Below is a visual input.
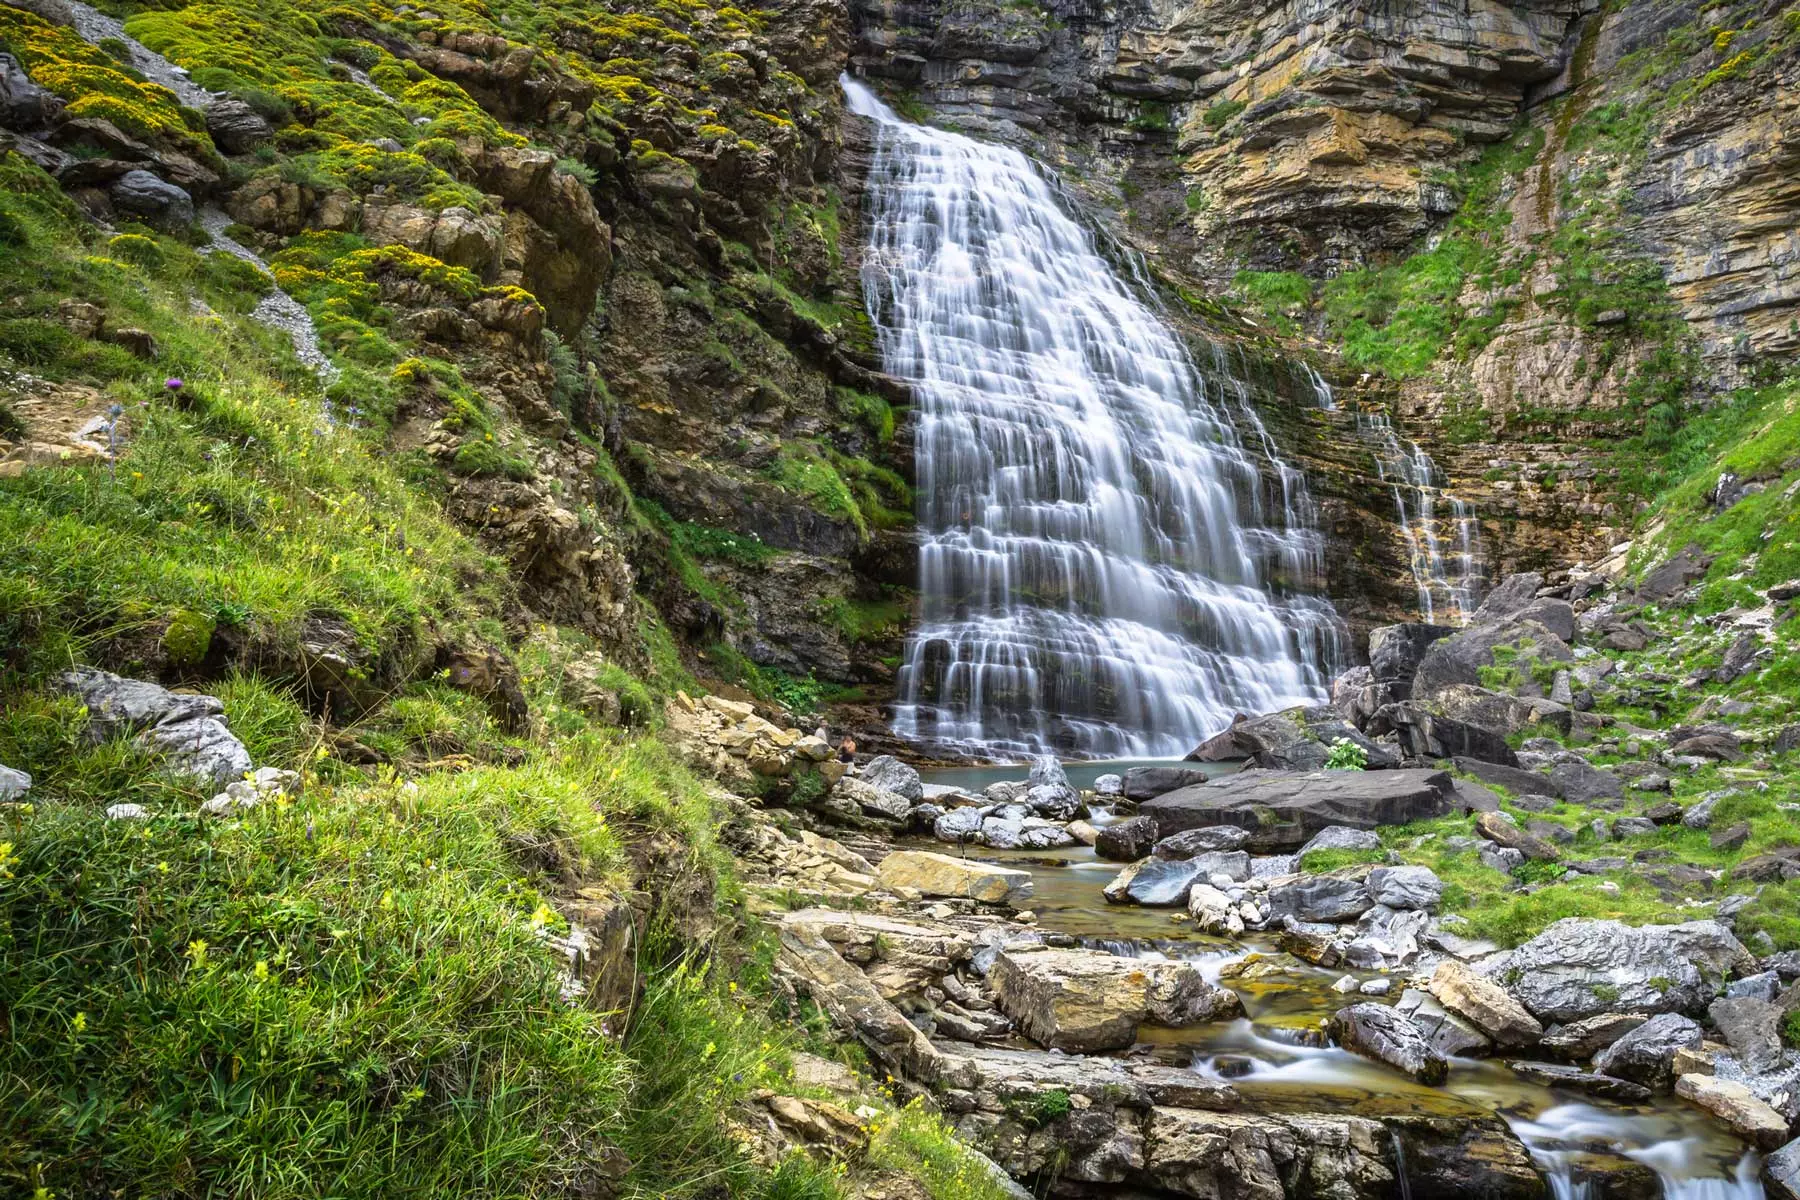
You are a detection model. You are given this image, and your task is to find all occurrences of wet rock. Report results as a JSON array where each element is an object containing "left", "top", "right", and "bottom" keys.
[
  {"left": 0, "top": 764, "right": 29, "bottom": 801},
  {"left": 1094, "top": 814, "right": 1157, "bottom": 861},
  {"left": 1265, "top": 865, "right": 1376, "bottom": 923},
  {"left": 58, "top": 667, "right": 251, "bottom": 787},
  {"left": 1093, "top": 772, "right": 1122, "bottom": 796},
  {"left": 835, "top": 776, "right": 911, "bottom": 822},
  {"left": 1592, "top": 1012, "right": 1702, "bottom": 1089},
  {"left": 1397, "top": 989, "right": 1493, "bottom": 1057},
  {"left": 1430, "top": 961, "right": 1542, "bottom": 1047},
  {"left": 1121, "top": 764, "right": 1212, "bottom": 800},
  {"left": 1140, "top": 768, "right": 1456, "bottom": 851},
  {"left": 1025, "top": 755, "right": 1080, "bottom": 818},
  {"left": 1539, "top": 1012, "right": 1650, "bottom": 1060},
  {"left": 1278, "top": 918, "right": 1345, "bottom": 966},
  {"left": 987, "top": 946, "right": 1241, "bottom": 1052},
  {"left": 1153, "top": 825, "right": 1252, "bottom": 858},
  {"left": 1327, "top": 1002, "right": 1448, "bottom": 1084},
  {"left": 1549, "top": 760, "right": 1624, "bottom": 804},
  {"left": 1675, "top": 1074, "right": 1790, "bottom": 1149},
  {"left": 861, "top": 755, "right": 923, "bottom": 803},
  {"left": 1366, "top": 865, "right": 1442, "bottom": 911},
  {"left": 1709, "top": 996, "right": 1783, "bottom": 1072},
  {"left": 1103, "top": 855, "right": 1240, "bottom": 906},
  {"left": 875, "top": 851, "right": 1032, "bottom": 905},
  {"left": 110, "top": 169, "right": 194, "bottom": 230},
  {"left": 1481, "top": 919, "right": 1754, "bottom": 1023},
  {"left": 1475, "top": 811, "right": 1561, "bottom": 862},
  {"left": 1508, "top": 1061, "right": 1652, "bottom": 1103}
]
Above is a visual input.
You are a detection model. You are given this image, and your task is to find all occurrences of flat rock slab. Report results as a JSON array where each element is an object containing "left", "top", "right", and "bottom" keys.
[
  {"left": 1140, "top": 768, "right": 1456, "bottom": 851},
  {"left": 988, "top": 946, "right": 1243, "bottom": 1052},
  {"left": 1676, "top": 1074, "right": 1790, "bottom": 1150},
  {"left": 1508, "top": 1060, "right": 1652, "bottom": 1103},
  {"left": 1430, "top": 960, "right": 1543, "bottom": 1047},
  {"left": 876, "top": 851, "right": 1033, "bottom": 905}
]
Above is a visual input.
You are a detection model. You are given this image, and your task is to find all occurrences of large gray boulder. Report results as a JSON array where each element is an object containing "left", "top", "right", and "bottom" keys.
[
  {"left": 1591, "top": 1011, "right": 1701, "bottom": 1090},
  {"left": 1377, "top": 702, "right": 1521, "bottom": 766},
  {"left": 1140, "top": 768, "right": 1456, "bottom": 851},
  {"left": 59, "top": 667, "right": 251, "bottom": 787},
  {"left": 988, "top": 946, "right": 1242, "bottom": 1052},
  {"left": 860, "top": 755, "right": 923, "bottom": 803},
  {"left": 1709, "top": 995, "right": 1784, "bottom": 1073},
  {"left": 1103, "top": 852, "right": 1248, "bottom": 906},
  {"left": 834, "top": 776, "right": 910, "bottom": 822},
  {"left": 1326, "top": 1002, "right": 1448, "bottom": 1084},
  {"left": 1025, "top": 756, "right": 1081, "bottom": 819},
  {"left": 1188, "top": 706, "right": 1396, "bottom": 770},
  {"left": 1367, "top": 865, "right": 1443, "bottom": 911},
  {"left": 1428, "top": 684, "right": 1572, "bottom": 739},
  {"left": 1550, "top": 759, "right": 1624, "bottom": 804},
  {"left": 1453, "top": 757, "right": 1561, "bottom": 800},
  {"left": 1152, "top": 825, "right": 1251, "bottom": 858},
  {"left": 203, "top": 96, "right": 273, "bottom": 154},
  {"left": 1411, "top": 616, "right": 1573, "bottom": 704},
  {"left": 1297, "top": 825, "right": 1382, "bottom": 858},
  {"left": 933, "top": 806, "right": 987, "bottom": 844},
  {"left": 1480, "top": 919, "right": 1755, "bottom": 1023},
  {"left": 1765, "top": 1136, "right": 1800, "bottom": 1199},
  {"left": 1472, "top": 573, "right": 1544, "bottom": 622}
]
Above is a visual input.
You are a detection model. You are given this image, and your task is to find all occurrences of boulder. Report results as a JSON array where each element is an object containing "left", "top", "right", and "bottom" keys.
[
  {"left": 1367, "top": 866, "right": 1442, "bottom": 911},
  {"left": 1264, "top": 866, "right": 1376, "bottom": 924},
  {"left": 1378, "top": 702, "right": 1522, "bottom": 766},
  {"left": 1369, "top": 622, "right": 1457, "bottom": 698},
  {"left": 1326, "top": 1002, "right": 1448, "bottom": 1084},
  {"left": 203, "top": 97, "right": 273, "bottom": 153},
  {"left": 987, "top": 946, "right": 1242, "bottom": 1052},
  {"left": 1429, "top": 684, "right": 1572, "bottom": 740},
  {"left": 1636, "top": 543, "right": 1713, "bottom": 600},
  {"left": 1549, "top": 760, "right": 1625, "bottom": 804},
  {"left": 1121, "top": 764, "right": 1213, "bottom": 801},
  {"left": 1093, "top": 772, "right": 1123, "bottom": 797},
  {"left": 1398, "top": 989, "right": 1494, "bottom": 1057},
  {"left": 58, "top": 667, "right": 251, "bottom": 787},
  {"left": 1452, "top": 756, "right": 1561, "bottom": 800},
  {"left": 1766, "top": 1137, "right": 1800, "bottom": 1199},
  {"left": 1708, "top": 996, "right": 1784, "bottom": 1072},
  {"left": 1429, "top": 961, "right": 1542, "bottom": 1047},
  {"left": 982, "top": 816, "right": 1076, "bottom": 850},
  {"left": 1188, "top": 706, "right": 1398, "bottom": 770},
  {"left": 834, "top": 776, "right": 911, "bottom": 822},
  {"left": 1, "top": 51, "right": 65, "bottom": 128},
  {"left": 1475, "top": 811, "right": 1560, "bottom": 862},
  {"left": 1538, "top": 1012, "right": 1649, "bottom": 1060},
  {"left": 109, "top": 169, "right": 194, "bottom": 230},
  {"left": 860, "top": 755, "right": 923, "bottom": 803},
  {"left": 1591, "top": 1012, "right": 1702, "bottom": 1089},
  {"left": 1094, "top": 814, "right": 1158, "bottom": 861},
  {"left": 1186, "top": 883, "right": 1239, "bottom": 934},
  {"left": 1481, "top": 919, "right": 1754, "bottom": 1023},
  {"left": 1298, "top": 825, "right": 1383, "bottom": 858},
  {"left": 875, "top": 851, "right": 1032, "bottom": 906},
  {"left": 1153, "top": 825, "right": 1252, "bottom": 858},
  {"left": 933, "top": 806, "right": 986, "bottom": 844},
  {"left": 1104, "top": 856, "right": 1211, "bottom": 906},
  {"left": 1675, "top": 1074, "right": 1790, "bottom": 1149},
  {"left": 1139, "top": 768, "right": 1456, "bottom": 851},
  {"left": 1025, "top": 755, "right": 1081, "bottom": 818},
  {"left": 1507, "top": 1061, "right": 1652, "bottom": 1103},
  {"left": 1412, "top": 616, "right": 1573, "bottom": 704},
  {"left": 0, "top": 763, "right": 30, "bottom": 801},
  {"left": 1471, "top": 573, "right": 1544, "bottom": 623}
]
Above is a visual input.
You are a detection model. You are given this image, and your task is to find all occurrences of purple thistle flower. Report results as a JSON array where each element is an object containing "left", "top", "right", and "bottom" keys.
[{"left": 164, "top": 377, "right": 185, "bottom": 391}]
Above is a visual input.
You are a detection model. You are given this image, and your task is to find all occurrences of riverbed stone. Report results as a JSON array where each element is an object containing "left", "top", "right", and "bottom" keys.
[
  {"left": 1153, "top": 825, "right": 1252, "bottom": 857},
  {"left": 1025, "top": 756, "right": 1081, "bottom": 819},
  {"left": 933, "top": 806, "right": 987, "bottom": 843},
  {"left": 835, "top": 775, "right": 911, "bottom": 821},
  {"left": 1539, "top": 1013, "right": 1650, "bottom": 1060},
  {"left": 1397, "top": 989, "right": 1493, "bottom": 1057},
  {"left": 1507, "top": 1061, "right": 1653, "bottom": 1103},
  {"left": 1480, "top": 918, "right": 1755, "bottom": 1022},
  {"left": 1429, "top": 960, "right": 1542, "bottom": 1047},
  {"left": 1366, "top": 865, "right": 1442, "bottom": 911},
  {"left": 1094, "top": 814, "right": 1158, "bottom": 860},
  {"left": 1103, "top": 857, "right": 1200, "bottom": 906},
  {"left": 987, "top": 946, "right": 1242, "bottom": 1052},
  {"left": 1121, "top": 764, "right": 1213, "bottom": 801},
  {"left": 1140, "top": 768, "right": 1456, "bottom": 851},
  {"left": 1676, "top": 1074, "right": 1791, "bottom": 1149},
  {"left": 876, "top": 851, "right": 1032, "bottom": 905},
  {"left": 860, "top": 755, "right": 923, "bottom": 803},
  {"left": 1327, "top": 1002, "right": 1448, "bottom": 1084},
  {"left": 1765, "top": 1137, "right": 1800, "bottom": 1198},
  {"left": 1592, "top": 1012, "right": 1702, "bottom": 1089},
  {"left": 1093, "top": 773, "right": 1123, "bottom": 796},
  {"left": 1265, "top": 865, "right": 1376, "bottom": 923}
]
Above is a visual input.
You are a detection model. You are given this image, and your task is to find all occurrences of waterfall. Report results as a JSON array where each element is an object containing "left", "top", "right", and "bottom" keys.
[
  {"left": 1306, "top": 372, "right": 1482, "bottom": 624},
  {"left": 845, "top": 76, "right": 1343, "bottom": 759}
]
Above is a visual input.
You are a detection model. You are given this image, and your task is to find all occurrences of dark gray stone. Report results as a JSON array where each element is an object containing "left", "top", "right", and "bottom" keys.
[
  {"left": 1507, "top": 1061, "right": 1653, "bottom": 1103},
  {"left": 1471, "top": 573, "right": 1544, "bottom": 623},
  {"left": 1765, "top": 1136, "right": 1800, "bottom": 1200},
  {"left": 1188, "top": 706, "right": 1397, "bottom": 770},
  {"left": 1326, "top": 1002, "right": 1447, "bottom": 1084},
  {"left": 1094, "top": 814, "right": 1158, "bottom": 861},
  {"left": 1122, "top": 764, "right": 1213, "bottom": 801},
  {"left": 1265, "top": 866, "right": 1376, "bottom": 923},
  {"left": 1412, "top": 616, "right": 1574, "bottom": 704},
  {"left": 1367, "top": 865, "right": 1442, "bottom": 911},
  {"left": 1, "top": 51, "right": 65, "bottom": 128},
  {"left": 1709, "top": 996, "right": 1783, "bottom": 1072},
  {"left": 110, "top": 169, "right": 194, "bottom": 229},
  {"left": 1591, "top": 1011, "right": 1701, "bottom": 1089},
  {"left": 1152, "top": 824, "right": 1251, "bottom": 858},
  {"left": 1538, "top": 1012, "right": 1649, "bottom": 1060},
  {"left": 1453, "top": 756, "right": 1562, "bottom": 800},
  {"left": 1482, "top": 919, "right": 1755, "bottom": 1023},
  {"left": 203, "top": 96, "right": 273, "bottom": 153},
  {"left": 1368, "top": 623, "right": 1456, "bottom": 696},
  {"left": 1140, "top": 768, "right": 1457, "bottom": 851},
  {"left": 1379, "top": 703, "right": 1521, "bottom": 766},
  {"left": 1635, "top": 543, "right": 1714, "bottom": 601},
  {"left": 1550, "top": 760, "right": 1624, "bottom": 804}
]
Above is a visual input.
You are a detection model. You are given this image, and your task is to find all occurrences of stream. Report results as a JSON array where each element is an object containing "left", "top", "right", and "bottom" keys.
[{"left": 922, "top": 766, "right": 1762, "bottom": 1198}]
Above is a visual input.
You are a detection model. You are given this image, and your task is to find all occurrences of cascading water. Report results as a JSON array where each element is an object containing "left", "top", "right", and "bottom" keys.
[
  {"left": 845, "top": 77, "right": 1343, "bottom": 759},
  {"left": 1308, "top": 371, "right": 1483, "bottom": 624}
]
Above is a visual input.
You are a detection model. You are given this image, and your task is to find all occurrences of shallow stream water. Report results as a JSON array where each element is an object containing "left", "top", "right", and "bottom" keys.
[{"left": 920, "top": 763, "right": 1762, "bottom": 1196}]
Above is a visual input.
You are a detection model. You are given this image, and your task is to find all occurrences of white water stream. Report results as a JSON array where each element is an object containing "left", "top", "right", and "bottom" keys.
[{"left": 846, "top": 77, "right": 1344, "bottom": 759}]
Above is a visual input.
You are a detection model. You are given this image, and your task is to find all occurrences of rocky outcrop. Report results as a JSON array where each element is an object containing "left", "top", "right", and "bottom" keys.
[
  {"left": 876, "top": 851, "right": 1033, "bottom": 905},
  {"left": 1481, "top": 918, "right": 1756, "bottom": 1023},
  {"left": 1141, "top": 768, "right": 1457, "bottom": 850},
  {"left": 987, "top": 946, "right": 1242, "bottom": 1052},
  {"left": 59, "top": 666, "right": 252, "bottom": 787}
]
